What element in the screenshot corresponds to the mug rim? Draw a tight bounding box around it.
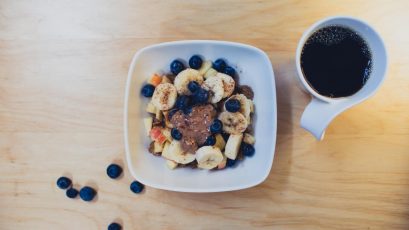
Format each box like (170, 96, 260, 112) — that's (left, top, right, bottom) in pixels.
(295, 15, 386, 103)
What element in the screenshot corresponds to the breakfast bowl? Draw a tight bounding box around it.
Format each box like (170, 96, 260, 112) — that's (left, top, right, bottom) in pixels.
(124, 40, 277, 192)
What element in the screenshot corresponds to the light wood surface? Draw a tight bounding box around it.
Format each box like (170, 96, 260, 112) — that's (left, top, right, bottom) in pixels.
(1, 0, 409, 229)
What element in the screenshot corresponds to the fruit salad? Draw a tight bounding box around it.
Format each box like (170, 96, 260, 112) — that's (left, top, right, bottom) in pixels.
(141, 55, 256, 170)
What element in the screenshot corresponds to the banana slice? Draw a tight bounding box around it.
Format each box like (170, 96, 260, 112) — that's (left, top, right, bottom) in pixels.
(219, 111, 248, 134)
(216, 73, 235, 98)
(162, 140, 195, 164)
(204, 68, 218, 79)
(174, 69, 204, 95)
(202, 76, 224, 103)
(225, 94, 252, 123)
(196, 146, 224, 169)
(225, 133, 243, 160)
(198, 60, 212, 75)
(151, 83, 177, 110)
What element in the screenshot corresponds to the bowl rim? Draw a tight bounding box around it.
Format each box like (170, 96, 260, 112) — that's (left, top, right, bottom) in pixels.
(124, 40, 277, 192)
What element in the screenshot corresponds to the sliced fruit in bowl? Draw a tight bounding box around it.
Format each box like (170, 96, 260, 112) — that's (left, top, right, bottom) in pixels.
(124, 40, 276, 192)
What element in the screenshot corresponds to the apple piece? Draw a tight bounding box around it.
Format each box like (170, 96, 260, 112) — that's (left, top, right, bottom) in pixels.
(143, 117, 153, 136)
(217, 155, 227, 169)
(243, 133, 255, 145)
(146, 102, 157, 114)
(215, 134, 226, 150)
(224, 133, 243, 160)
(166, 160, 178, 169)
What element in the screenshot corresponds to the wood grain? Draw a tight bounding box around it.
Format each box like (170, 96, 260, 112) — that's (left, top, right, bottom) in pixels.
(1, 0, 409, 229)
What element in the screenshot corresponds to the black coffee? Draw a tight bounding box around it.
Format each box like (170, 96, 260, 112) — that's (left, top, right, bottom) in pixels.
(301, 25, 372, 98)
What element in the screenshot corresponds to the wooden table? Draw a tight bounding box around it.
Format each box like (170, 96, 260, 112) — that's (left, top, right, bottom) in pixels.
(1, 0, 408, 229)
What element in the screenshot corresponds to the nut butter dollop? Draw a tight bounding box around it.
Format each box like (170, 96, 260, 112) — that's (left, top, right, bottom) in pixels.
(170, 104, 216, 153)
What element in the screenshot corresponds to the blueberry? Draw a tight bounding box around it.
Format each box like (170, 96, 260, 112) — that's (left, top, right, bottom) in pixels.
(182, 106, 192, 115)
(188, 81, 200, 94)
(193, 88, 209, 104)
(221, 132, 230, 142)
(213, 59, 226, 72)
(168, 109, 178, 120)
(241, 143, 255, 157)
(106, 164, 123, 179)
(225, 99, 241, 112)
(223, 66, 236, 77)
(170, 60, 185, 75)
(56, 177, 72, 189)
(108, 222, 122, 230)
(175, 95, 190, 109)
(130, 181, 144, 194)
(171, 128, 182, 140)
(189, 55, 203, 69)
(66, 188, 79, 199)
(204, 135, 216, 146)
(141, 84, 155, 98)
(79, 186, 97, 202)
(226, 159, 236, 167)
(210, 119, 223, 134)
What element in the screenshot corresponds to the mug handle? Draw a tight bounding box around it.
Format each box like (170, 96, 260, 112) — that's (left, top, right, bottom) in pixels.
(300, 97, 354, 140)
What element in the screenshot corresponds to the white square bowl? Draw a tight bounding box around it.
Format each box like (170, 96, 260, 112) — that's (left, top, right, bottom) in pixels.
(124, 40, 277, 192)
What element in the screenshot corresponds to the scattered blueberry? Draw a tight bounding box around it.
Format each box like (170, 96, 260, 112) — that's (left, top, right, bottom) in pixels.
(188, 81, 200, 94)
(183, 106, 193, 115)
(241, 143, 255, 157)
(130, 181, 144, 194)
(175, 95, 190, 109)
(56, 177, 72, 189)
(210, 119, 223, 133)
(225, 99, 241, 112)
(108, 222, 122, 230)
(66, 188, 79, 199)
(168, 109, 178, 120)
(106, 164, 123, 179)
(204, 135, 216, 146)
(223, 66, 236, 77)
(213, 59, 226, 72)
(226, 159, 236, 167)
(193, 88, 209, 104)
(170, 60, 185, 75)
(79, 186, 97, 202)
(189, 55, 203, 69)
(141, 84, 155, 98)
(221, 132, 230, 142)
(171, 128, 182, 140)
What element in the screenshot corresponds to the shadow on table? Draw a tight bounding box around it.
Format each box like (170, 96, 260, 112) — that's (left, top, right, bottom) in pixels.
(243, 58, 298, 196)
(263, 58, 296, 191)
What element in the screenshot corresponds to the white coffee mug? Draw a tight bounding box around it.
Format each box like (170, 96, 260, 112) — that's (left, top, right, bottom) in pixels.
(296, 16, 388, 140)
